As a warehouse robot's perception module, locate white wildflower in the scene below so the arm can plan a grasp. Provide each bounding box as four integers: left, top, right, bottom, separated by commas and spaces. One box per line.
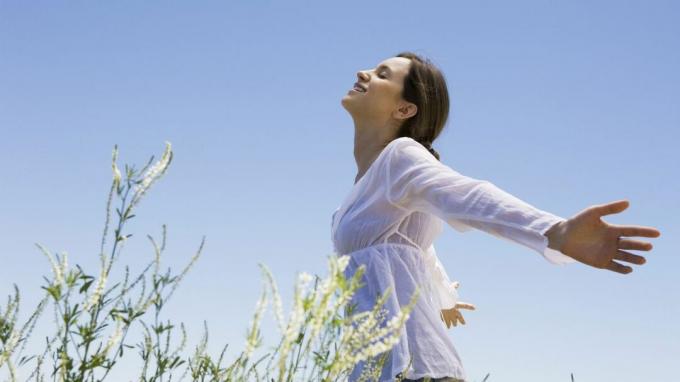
101, 317, 124, 357
336, 254, 351, 272
84, 265, 108, 312
60, 251, 68, 275
328, 286, 420, 379
130, 141, 172, 208
260, 264, 286, 333
243, 288, 268, 360
299, 271, 313, 286
36, 243, 63, 286
112, 146, 122, 186
307, 256, 341, 341
0, 329, 20, 369
277, 272, 312, 379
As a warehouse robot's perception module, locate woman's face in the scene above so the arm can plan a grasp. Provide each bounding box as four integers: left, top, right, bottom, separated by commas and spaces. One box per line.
341, 56, 417, 129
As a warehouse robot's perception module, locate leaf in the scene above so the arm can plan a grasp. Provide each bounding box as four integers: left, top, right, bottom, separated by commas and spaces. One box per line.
80, 279, 94, 294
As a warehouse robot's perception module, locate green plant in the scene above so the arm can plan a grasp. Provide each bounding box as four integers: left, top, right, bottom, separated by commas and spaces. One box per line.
0, 142, 420, 382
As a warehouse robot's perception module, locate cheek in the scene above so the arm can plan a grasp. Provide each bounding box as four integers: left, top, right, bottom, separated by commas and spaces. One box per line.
379, 83, 402, 100
370, 86, 400, 108
361, 96, 396, 118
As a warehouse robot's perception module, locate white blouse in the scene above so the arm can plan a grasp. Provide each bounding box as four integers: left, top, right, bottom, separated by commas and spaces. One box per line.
331, 136, 577, 382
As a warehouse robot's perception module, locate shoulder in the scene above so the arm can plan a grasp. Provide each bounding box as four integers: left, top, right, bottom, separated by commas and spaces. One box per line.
389, 136, 419, 149
386, 136, 437, 165
378, 137, 445, 186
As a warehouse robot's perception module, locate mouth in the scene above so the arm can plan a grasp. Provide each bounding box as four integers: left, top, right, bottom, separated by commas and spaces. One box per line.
351, 82, 367, 93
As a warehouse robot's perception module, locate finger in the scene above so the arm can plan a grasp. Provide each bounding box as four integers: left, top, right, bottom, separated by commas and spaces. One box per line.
455, 303, 476, 310
443, 311, 451, 327
458, 312, 466, 325
605, 260, 633, 275
454, 310, 463, 325
613, 249, 646, 265
592, 200, 629, 217
617, 238, 653, 251
443, 311, 454, 328
613, 224, 661, 238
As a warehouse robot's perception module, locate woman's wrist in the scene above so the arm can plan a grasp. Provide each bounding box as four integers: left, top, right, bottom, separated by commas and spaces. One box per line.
545, 219, 568, 253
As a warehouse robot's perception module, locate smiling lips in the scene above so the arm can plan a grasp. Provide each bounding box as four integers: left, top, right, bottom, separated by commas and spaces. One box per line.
352, 82, 367, 92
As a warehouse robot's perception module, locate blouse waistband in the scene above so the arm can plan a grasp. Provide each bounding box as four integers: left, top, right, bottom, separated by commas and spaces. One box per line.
342, 241, 425, 256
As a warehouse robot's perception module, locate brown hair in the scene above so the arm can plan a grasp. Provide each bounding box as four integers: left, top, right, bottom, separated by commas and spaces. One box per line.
393, 51, 450, 161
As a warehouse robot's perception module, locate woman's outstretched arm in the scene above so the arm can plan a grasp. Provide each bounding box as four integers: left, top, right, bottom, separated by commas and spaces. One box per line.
383, 138, 661, 274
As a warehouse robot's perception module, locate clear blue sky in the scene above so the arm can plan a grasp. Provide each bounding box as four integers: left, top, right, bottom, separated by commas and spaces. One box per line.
1, 1, 678, 381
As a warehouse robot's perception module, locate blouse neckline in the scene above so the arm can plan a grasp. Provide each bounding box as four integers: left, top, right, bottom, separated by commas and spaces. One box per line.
332, 137, 412, 239
352, 136, 411, 189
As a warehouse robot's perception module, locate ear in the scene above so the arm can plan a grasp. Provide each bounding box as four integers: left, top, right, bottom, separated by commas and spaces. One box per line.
393, 101, 417, 120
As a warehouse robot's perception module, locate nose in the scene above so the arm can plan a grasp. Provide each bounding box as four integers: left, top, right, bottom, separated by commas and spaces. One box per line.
356, 70, 369, 81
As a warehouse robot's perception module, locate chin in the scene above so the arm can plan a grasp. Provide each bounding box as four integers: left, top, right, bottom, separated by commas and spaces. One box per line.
340, 96, 352, 111
341, 94, 364, 121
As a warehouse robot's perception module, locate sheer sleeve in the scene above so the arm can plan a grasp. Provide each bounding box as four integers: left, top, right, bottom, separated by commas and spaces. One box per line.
423, 244, 459, 311
385, 138, 577, 266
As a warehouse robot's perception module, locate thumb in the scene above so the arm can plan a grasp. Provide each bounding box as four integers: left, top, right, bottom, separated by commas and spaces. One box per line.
592, 199, 629, 217
455, 302, 476, 310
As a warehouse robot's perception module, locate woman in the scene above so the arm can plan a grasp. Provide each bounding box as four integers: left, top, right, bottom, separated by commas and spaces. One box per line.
333, 51, 661, 382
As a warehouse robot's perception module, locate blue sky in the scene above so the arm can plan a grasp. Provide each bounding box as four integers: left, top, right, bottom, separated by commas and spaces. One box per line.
1, 1, 678, 381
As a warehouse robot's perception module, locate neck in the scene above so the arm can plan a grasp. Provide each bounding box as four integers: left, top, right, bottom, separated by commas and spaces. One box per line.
352, 119, 397, 184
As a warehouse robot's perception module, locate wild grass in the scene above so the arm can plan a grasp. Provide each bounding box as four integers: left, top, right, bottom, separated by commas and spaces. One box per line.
0, 142, 577, 382
0, 142, 419, 382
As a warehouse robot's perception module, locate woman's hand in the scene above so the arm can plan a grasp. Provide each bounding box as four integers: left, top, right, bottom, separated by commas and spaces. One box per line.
440, 281, 476, 329
545, 199, 661, 274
